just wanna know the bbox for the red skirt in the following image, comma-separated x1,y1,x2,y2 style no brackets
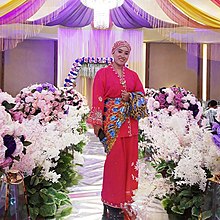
101,135,138,208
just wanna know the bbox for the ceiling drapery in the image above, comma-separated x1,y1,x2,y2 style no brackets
33,0,175,29
0,0,28,17
156,0,206,28
169,0,220,28
211,0,220,7
1,0,220,52
0,0,46,51
110,0,174,29
33,0,93,27
0,0,46,24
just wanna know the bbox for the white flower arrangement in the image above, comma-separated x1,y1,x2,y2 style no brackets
11,85,89,182
135,109,220,219
0,85,89,219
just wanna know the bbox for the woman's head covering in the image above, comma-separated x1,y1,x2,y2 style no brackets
111,40,131,54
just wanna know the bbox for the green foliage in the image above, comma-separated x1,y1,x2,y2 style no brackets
55,151,82,189
25,149,83,219
154,159,210,220
25,172,72,220
77,119,88,134
70,140,86,154
161,185,205,220
138,129,154,160
2,100,15,111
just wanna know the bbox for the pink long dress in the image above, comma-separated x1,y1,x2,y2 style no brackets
87,64,145,208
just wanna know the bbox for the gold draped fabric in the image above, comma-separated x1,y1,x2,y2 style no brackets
0,0,28,16
169,0,220,28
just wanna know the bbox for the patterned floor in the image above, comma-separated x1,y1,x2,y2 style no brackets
66,129,169,220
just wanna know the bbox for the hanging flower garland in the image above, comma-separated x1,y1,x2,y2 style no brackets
64,56,113,87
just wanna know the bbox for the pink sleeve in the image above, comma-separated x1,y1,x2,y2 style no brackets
134,72,145,94
87,69,105,126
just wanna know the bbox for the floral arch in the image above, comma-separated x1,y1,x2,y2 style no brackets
64,57,113,87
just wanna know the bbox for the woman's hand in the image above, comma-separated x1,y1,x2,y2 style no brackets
94,124,102,137
121,90,130,102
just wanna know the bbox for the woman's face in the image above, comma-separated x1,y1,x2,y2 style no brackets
112,46,130,66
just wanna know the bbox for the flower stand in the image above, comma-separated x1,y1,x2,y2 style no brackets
0,170,30,220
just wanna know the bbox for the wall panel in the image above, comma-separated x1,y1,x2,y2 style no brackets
147,43,198,96
4,39,56,96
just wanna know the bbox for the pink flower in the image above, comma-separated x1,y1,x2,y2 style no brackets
153,101,160,109
183,102,190,109
0,157,13,168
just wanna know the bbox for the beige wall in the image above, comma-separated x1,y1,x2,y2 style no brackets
148,43,198,95
3,39,56,97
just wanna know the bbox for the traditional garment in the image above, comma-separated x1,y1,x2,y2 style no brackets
87,64,146,208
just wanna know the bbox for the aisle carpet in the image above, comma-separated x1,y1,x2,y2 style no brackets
66,129,169,220
67,129,105,220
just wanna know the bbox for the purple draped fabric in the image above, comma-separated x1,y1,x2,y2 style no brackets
110,0,173,28
34,0,93,27
33,0,175,28
0,0,46,24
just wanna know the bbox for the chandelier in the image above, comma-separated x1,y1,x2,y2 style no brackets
81,0,124,29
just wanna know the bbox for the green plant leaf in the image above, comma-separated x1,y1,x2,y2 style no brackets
184,199,194,209
45,196,56,205
39,188,49,202
2,100,15,110
27,188,36,194
23,141,32,146
60,199,72,206
42,179,52,187
29,193,41,205
192,206,200,217
166,168,173,175
29,206,39,220
30,175,40,186
47,187,58,196
56,192,68,200
155,173,163,178
156,164,167,172
52,182,63,190
178,189,192,197
54,197,62,206
171,206,184,215
161,198,172,209
200,210,212,220
60,206,72,217
39,203,57,217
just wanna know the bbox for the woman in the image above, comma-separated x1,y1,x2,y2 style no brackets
87,40,147,219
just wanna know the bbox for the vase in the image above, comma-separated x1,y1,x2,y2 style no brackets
0,169,30,220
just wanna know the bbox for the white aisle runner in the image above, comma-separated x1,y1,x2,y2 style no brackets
67,129,105,220
66,129,168,220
